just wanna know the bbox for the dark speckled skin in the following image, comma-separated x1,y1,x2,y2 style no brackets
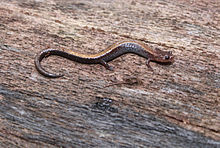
34,41,174,78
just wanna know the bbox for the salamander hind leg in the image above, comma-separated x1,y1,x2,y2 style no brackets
146,59,153,71
100,60,114,71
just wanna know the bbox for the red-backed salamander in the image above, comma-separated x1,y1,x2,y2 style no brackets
34,41,174,78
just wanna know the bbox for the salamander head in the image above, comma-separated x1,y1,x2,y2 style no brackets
153,48,174,63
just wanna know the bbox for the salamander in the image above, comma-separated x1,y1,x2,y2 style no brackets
34,41,174,78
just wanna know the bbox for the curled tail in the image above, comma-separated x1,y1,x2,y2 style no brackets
34,49,64,78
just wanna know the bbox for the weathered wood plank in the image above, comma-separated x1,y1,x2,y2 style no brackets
0,0,219,147
0,85,219,147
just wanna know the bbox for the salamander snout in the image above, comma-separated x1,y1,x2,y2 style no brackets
163,54,174,63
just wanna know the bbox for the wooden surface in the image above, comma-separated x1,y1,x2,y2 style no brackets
0,0,220,147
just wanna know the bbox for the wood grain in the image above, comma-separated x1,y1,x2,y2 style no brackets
0,0,219,147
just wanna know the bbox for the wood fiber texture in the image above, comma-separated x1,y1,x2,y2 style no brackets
0,0,219,147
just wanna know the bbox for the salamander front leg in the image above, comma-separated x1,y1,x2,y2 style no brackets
146,59,153,71
100,60,114,71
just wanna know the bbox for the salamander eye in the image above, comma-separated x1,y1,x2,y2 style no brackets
164,55,170,60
